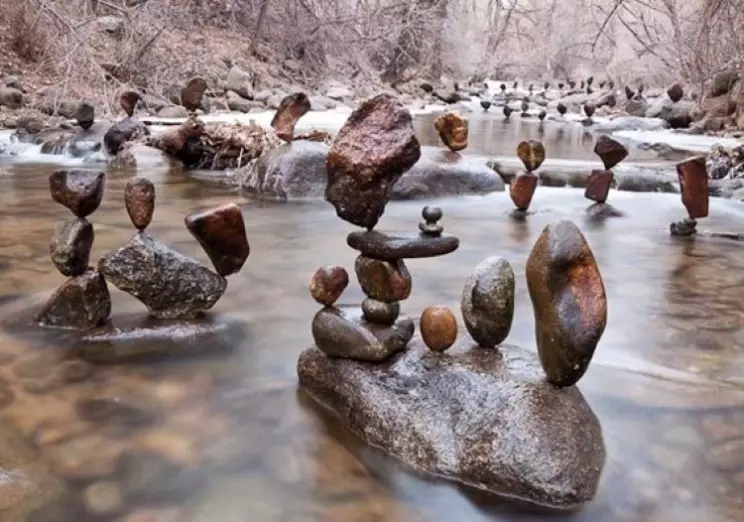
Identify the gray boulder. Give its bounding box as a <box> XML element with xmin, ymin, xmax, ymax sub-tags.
<box><xmin>0</xmin><ymin>87</ymin><xmax>23</xmax><ymax>109</ymax></box>
<box><xmin>298</xmin><ymin>338</ymin><xmax>606</xmax><ymax>507</ymax></box>
<box><xmin>98</xmin><ymin>232</ymin><xmax>226</xmax><ymax>319</ymax></box>
<box><xmin>226</xmin><ymin>66</ymin><xmax>254</xmax><ymax>100</ymax></box>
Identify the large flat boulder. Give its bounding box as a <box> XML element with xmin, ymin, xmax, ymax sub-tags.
<box><xmin>298</xmin><ymin>337</ymin><xmax>606</xmax><ymax>508</ymax></box>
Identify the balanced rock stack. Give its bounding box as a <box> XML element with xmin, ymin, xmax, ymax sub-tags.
<box><xmin>434</xmin><ymin>112</ymin><xmax>468</xmax><ymax>153</ymax></box>
<box><xmin>585</xmin><ymin>135</ymin><xmax>629</xmax><ymax>219</ymax></box>
<box><xmin>271</xmin><ymin>92</ymin><xmax>311</xmax><ymax>142</ymax></box>
<box><xmin>36</xmin><ymin>170</ymin><xmax>112</xmax><ymax>329</ymax></box>
<box><xmin>98</xmin><ymin>177</ymin><xmax>250</xmax><ymax>318</ymax></box>
<box><xmin>509</xmin><ymin>140</ymin><xmax>545</xmax><ymax>213</ymax></box>
<box><xmin>671</xmin><ymin>156</ymin><xmax>709</xmax><ymax>236</ymax></box>
<box><xmin>309</xmin><ymin>94</ymin><xmax>460</xmax><ymax>361</ymax></box>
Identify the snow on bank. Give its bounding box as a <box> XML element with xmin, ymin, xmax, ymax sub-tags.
<box><xmin>613</xmin><ymin>130</ymin><xmax>741</xmax><ymax>153</ymax></box>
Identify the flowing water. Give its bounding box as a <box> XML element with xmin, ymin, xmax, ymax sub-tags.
<box><xmin>0</xmin><ymin>113</ymin><xmax>743</xmax><ymax>521</ymax></box>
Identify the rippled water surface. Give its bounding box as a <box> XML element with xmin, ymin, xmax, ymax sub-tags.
<box><xmin>0</xmin><ymin>116</ymin><xmax>743</xmax><ymax>522</ymax></box>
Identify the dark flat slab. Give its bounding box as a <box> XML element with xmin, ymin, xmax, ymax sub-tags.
<box><xmin>347</xmin><ymin>230</ymin><xmax>459</xmax><ymax>260</ymax></box>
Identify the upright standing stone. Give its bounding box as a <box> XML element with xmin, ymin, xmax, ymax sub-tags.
<box><xmin>49</xmin><ymin>171</ymin><xmax>105</xmax><ymax>218</ymax></box>
<box><xmin>119</xmin><ymin>91</ymin><xmax>141</xmax><ymax>117</ymax></box>
<box><xmin>271</xmin><ymin>93</ymin><xmax>311</xmax><ymax>142</ymax></box>
<box><xmin>434</xmin><ymin>112</ymin><xmax>468</xmax><ymax>152</ymax></box>
<box><xmin>185</xmin><ymin>203</ymin><xmax>250</xmax><ymax>277</ymax></box>
<box><xmin>50</xmin><ymin>219</ymin><xmax>94</xmax><ymax>276</ymax></box>
<box><xmin>593</xmin><ymin>136</ymin><xmax>628</xmax><ymax>170</ymax></box>
<box><xmin>585</xmin><ymin>170</ymin><xmax>613</xmax><ymax>203</ymax></box>
<box><xmin>510</xmin><ymin>173</ymin><xmax>538</xmax><ymax>211</ymax></box>
<box><xmin>526</xmin><ymin>220</ymin><xmax>606</xmax><ymax>387</ymax></box>
<box><xmin>325</xmin><ymin>94</ymin><xmax>421</xmax><ymax>229</ymax></box>
<box><xmin>354</xmin><ymin>256</ymin><xmax>411</xmax><ymax>303</ymax></box>
<box><xmin>76</xmin><ymin>101</ymin><xmax>95</xmax><ymax>130</ymax></box>
<box><xmin>461</xmin><ymin>256</ymin><xmax>515</xmax><ymax>348</ymax></box>
<box><xmin>677</xmin><ymin>156</ymin><xmax>709</xmax><ymax>219</ymax></box>
<box><xmin>180</xmin><ymin>77</ymin><xmax>208</xmax><ymax>112</ymax></box>
<box><xmin>124</xmin><ymin>177</ymin><xmax>155</xmax><ymax>230</ymax></box>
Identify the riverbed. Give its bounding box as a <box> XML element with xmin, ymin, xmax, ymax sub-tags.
<box><xmin>0</xmin><ymin>112</ymin><xmax>742</xmax><ymax>521</ymax></box>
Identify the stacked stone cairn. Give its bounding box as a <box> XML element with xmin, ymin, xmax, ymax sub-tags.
<box><xmin>509</xmin><ymin>140</ymin><xmax>545</xmax><ymax>215</ymax></box>
<box><xmin>584</xmin><ymin>135</ymin><xmax>629</xmax><ymax>218</ymax></box>
<box><xmin>583</xmin><ymin>102</ymin><xmax>596</xmax><ymax>125</ymax></box>
<box><xmin>434</xmin><ymin>112</ymin><xmax>468</xmax><ymax>153</ymax></box>
<box><xmin>97</xmin><ymin>177</ymin><xmax>250</xmax><ymax>319</ymax></box>
<box><xmin>36</xmin><ymin>171</ymin><xmax>112</xmax><ymax>329</ymax></box>
<box><xmin>309</xmin><ymin>94</ymin><xmax>460</xmax><ymax>361</ymax></box>
<box><xmin>671</xmin><ymin>156</ymin><xmax>709</xmax><ymax>236</ymax></box>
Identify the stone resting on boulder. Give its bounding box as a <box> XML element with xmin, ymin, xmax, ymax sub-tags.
<box><xmin>297</xmin><ymin>93</ymin><xmax>608</xmax><ymax>508</ymax></box>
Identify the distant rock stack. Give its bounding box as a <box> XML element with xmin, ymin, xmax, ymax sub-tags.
<box><xmin>434</xmin><ymin>112</ymin><xmax>468</xmax><ymax>153</ymax></box>
<box><xmin>557</xmin><ymin>102</ymin><xmax>568</xmax><ymax>116</ymax></box>
<box><xmin>520</xmin><ymin>98</ymin><xmax>529</xmax><ymax>116</ymax></box>
<box><xmin>480</xmin><ymin>99</ymin><xmax>492</xmax><ymax>111</ymax></box>
<box><xmin>585</xmin><ymin>136</ymin><xmax>629</xmax><ymax>219</ymax></box>
<box><xmin>36</xmin><ymin>170</ymin><xmax>111</xmax><ymax>329</ymax></box>
<box><xmin>98</xmin><ymin>178</ymin><xmax>250</xmax><ymax>318</ymax></box>
<box><xmin>583</xmin><ymin>102</ymin><xmax>596</xmax><ymax>125</ymax></box>
<box><xmin>671</xmin><ymin>156</ymin><xmax>709</xmax><ymax>236</ymax></box>
<box><xmin>509</xmin><ymin>140</ymin><xmax>545</xmax><ymax>216</ymax></box>
<box><xmin>119</xmin><ymin>90</ymin><xmax>141</xmax><ymax>118</ymax></box>
<box><xmin>503</xmin><ymin>105</ymin><xmax>513</xmax><ymax>118</ymax></box>
<box><xmin>180</xmin><ymin>77</ymin><xmax>208</xmax><ymax>113</ymax></box>
<box><xmin>271</xmin><ymin>92</ymin><xmax>311</xmax><ymax>142</ymax></box>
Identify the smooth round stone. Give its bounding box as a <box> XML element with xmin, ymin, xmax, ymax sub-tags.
<box><xmin>49</xmin><ymin>170</ymin><xmax>105</xmax><ymax>218</ymax></box>
<box><xmin>347</xmin><ymin>230</ymin><xmax>459</xmax><ymax>261</ymax></box>
<box><xmin>461</xmin><ymin>256</ymin><xmax>515</xmax><ymax>348</ymax></box>
<box><xmin>420</xmin><ymin>306</ymin><xmax>458</xmax><ymax>352</ymax></box>
<box><xmin>422</xmin><ymin>206</ymin><xmax>443</xmax><ymax>222</ymax></box>
<box><xmin>310</xmin><ymin>265</ymin><xmax>349</xmax><ymax>306</ymax></box>
<box><xmin>418</xmin><ymin>221</ymin><xmax>443</xmax><ymax>236</ymax></box>
<box><xmin>50</xmin><ymin>218</ymin><xmax>94</xmax><ymax>277</ymax></box>
<box><xmin>355</xmin><ymin>255</ymin><xmax>411</xmax><ymax>303</ymax></box>
<box><xmin>361</xmin><ymin>298</ymin><xmax>400</xmax><ymax>325</ymax></box>
<box><xmin>125</xmin><ymin>177</ymin><xmax>155</xmax><ymax>230</ymax></box>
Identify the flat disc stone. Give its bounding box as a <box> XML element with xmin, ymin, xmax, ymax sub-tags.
<box><xmin>347</xmin><ymin>230</ymin><xmax>459</xmax><ymax>261</ymax></box>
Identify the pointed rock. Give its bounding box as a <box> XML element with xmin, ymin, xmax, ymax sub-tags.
<box><xmin>516</xmin><ymin>140</ymin><xmax>545</xmax><ymax>172</ymax></box>
<box><xmin>50</xmin><ymin>218</ymin><xmax>94</xmax><ymax>276</ymax></box>
<box><xmin>583</xmin><ymin>102</ymin><xmax>596</xmax><ymax>118</ymax></box>
<box><xmin>677</xmin><ymin>156</ymin><xmax>709</xmax><ymax>219</ymax></box>
<box><xmin>434</xmin><ymin>112</ymin><xmax>468</xmax><ymax>152</ymax></box>
<box><xmin>49</xmin><ymin>170</ymin><xmax>105</xmax><ymax>218</ymax></box>
<box><xmin>271</xmin><ymin>92</ymin><xmax>311</xmax><ymax>142</ymax></box>
<box><xmin>509</xmin><ymin>172</ymin><xmax>538</xmax><ymax>210</ymax></box>
<box><xmin>584</xmin><ymin>170</ymin><xmax>613</xmax><ymax>203</ymax></box>
<box><xmin>593</xmin><ymin>135</ymin><xmax>628</xmax><ymax>170</ymax></box>
<box><xmin>36</xmin><ymin>269</ymin><xmax>111</xmax><ymax>329</ymax></box>
<box><xmin>461</xmin><ymin>256</ymin><xmax>515</xmax><ymax>348</ymax></box>
<box><xmin>184</xmin><ymin>203</ymin><xmax>249</xmax><ymax>277</ymax></box>
<box><xmin>526</xmin><ymin>220</ymin><xmax>606</xmax><ymax>387</ymax></box>
<box><xmin>325</xmin><ymin>94</ymin><xmax>421</xmax><ymax>229</ymax></box>
<box><xmin>98</xmin><ymin>232</ymin><xmax>226</xmax><ymax>319</ymax></box>
<box><xmin>124</xmin><ymin>177</ymin><xmax>155</xmax><ymax>230</ymax></box>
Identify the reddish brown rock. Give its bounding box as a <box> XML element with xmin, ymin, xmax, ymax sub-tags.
<box><xmin>420</xmin><ymin>306</ymin><xmax>458</xmax><ymax>352</ymax></box>
<box><xmin>49</xmin><ymin>170</ymin><xmax>105</xmax><ymax>218</ymax></box>
<box><xmin>585</xmin><ymin>170</ymin><xmax>613</xmax><ymax>203</ymax></box>
<box><xmin>509</xmin><ymin>172</ymin><xmax>538</xmax><ymax>210</ymax></box>
<box><xmin>677</xmin><ymin>156</ymin><xmax>709</xmax><ymax>219</ymax></box>
<box><xmin>325</xmin><ymin>94</ymin><xmax>421</xmax><ymax>229</ymax></box>
<box><xmin>310</xmin><ymin>266</ymin><xmax>349</xmax><ymax>306</ymax></box>
<box><xmin>516</xmin><ymin>140</ymin><xmax>545</xmax><ymax>172</ymax></box>
<box><xmin>434</xmin><ymin>112</ymin><xmax>468</xmax><ymax>152</ymax></box>
<box><xmin>667</xmin><ymin>82</ymin><xmax>684</xmax><ymax>103</ymax></box>
<box><xmin>526</xmin><ymin>220</ymin><xmax>606</xmax><ymax>387</ymax></box>
<box><xmin>180</xmin><ymin>77</ymin><xmax>208</xmax><ymax>112</ymax></box>
<box><xmin>184</xmin><ymin>202</ymin><xmax>249</xmax><ymax>276</ymax></box>
<box><xmin>354</xmin><ymin>255</ymin><xmax>411</xmax><ymax>303</ymax></box>
<box><xmin>124</xmin><ymin>177</ymin><xmax>155</xmax><ymax>230</ymax></box>
<box><xmin>593</xmin><ymin>135</ymin><xmax>628</xmax><ymax>170</ymax></box>
<box><xmin>271</xmin><ymin>92</ymin><xmax>311</xmax><ymax>142</ymax></box>
<box><xmin>119</xmin><ymin>91</ymin><xmax>141</xmax><ymax>117</ymax></box>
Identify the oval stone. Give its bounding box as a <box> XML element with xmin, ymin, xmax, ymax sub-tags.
<box><xmin>420</xmin><ymin>306</ymin><xmax>458</xmax><ymax>352</ymax></box>
<box><xmin>124</xmin><ymin>177</ymin><xmax>155</xmax><ymax>230</ymax></box>
<box><xmin>461</xmin><ymin>256</ymin><xmax>515</xmax><ymax>348</ymax></box>
<box><xmin>526</xmin><ymin>220</ymin><xmax>607</xmax><ymax>387</ymax></box>
<box><xmin>309</xmin><ymin>266</ymin><xmax>349</xmax><ymax>306</ymax></box>
<box><xmin>354</xmin><ymin>255</ymin><xmax>411</xmax><ymax>303</ymax></box>
<box><xmin>361</xmin><ymin>298</ymin><xmax>400</xmax><ymax>325</ymax></box>
<box><xmin>434</xmin><ymin>112</ymin><xmax>468</xmax><ymax>152</ymax></box>
<box><xmin>50</xmin><ymin>218</ymin><xmax>94</xmax><ymax>277</ymax></box>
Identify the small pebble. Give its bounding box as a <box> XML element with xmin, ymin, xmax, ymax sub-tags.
<box><xmin>420</xmin><ymin>306</ymin><xmax>458</xmax><ymax>352</ymax></box>
<box><xmin>361</xmin><ymin>298</ymin><xmax>400</xmax><ymax>325</ymax></box>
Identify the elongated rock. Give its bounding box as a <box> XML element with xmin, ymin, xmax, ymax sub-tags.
<box><xmin>271</xmin><ymin>92</ymin><xmax>311</xmax><ymax>142</ymax></box>
<box><xmin>325</xmin><ymin>94</ymin><xmax>421</xmax><ymax>229</ymax></box>
<box><xmin>36</xmin><ymin>269</ymin><xmax>111</xmax><ymax>329</ymax></box>
<box><xmin>185</xmin><ymin>203</ymin><xmax>250</xmax><ymax>276</ymax></box>
<box><xmin>585</xmin><ymin>170</ymin><xmax>613</xmax><ymax>203</ymax></box>
<box><xmin>526</xmin><ymin>220</ymin><xmax>606</xmax><ymax>387</ymax></box>
<box><xmin>461</xmin><ymin>256</ymin><xmax>515</xmax><ymax>348</ymax></box>
<box><xmin>677</xmin><ymin>156</ymin><xmax>709</xmax><ymax>219</ymax></box>
<box><xmin>50</xmin><ymin>218</ymin><xmax>94</xmax><ymax>277</ymax></box>
<box><xmin>510</xmin><ymin>172</ymin><xmax>538</xmax><ymax>210</ymax></box>
<box><xmin>434</xmin><ymin>112</ymin><xmax>468</xmax><ymax>152</ymax></box>
<box><xmin>124</xmin><ymin>177</ymin><xmax>155</xmax><ymax>230</ymax></box>
<box><xmin>98</xmin><ymin>232</ymin><xmax>226</xmax><ymax>319</ymax></box>
<box><xmin>180</xmin><ymin>77</ymin><xmax>207</xmax><ymax>112</ymax></box>
<box><xmin>49</xmin><ymin>170</ymin><xmax>105</xmax><ymax>218</ymax></box>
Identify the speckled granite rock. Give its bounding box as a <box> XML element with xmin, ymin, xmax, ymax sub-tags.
<box><xmin>298</xmin><ymin>337</ymin><xmax>606</xmax><ymax>507</ymax></box>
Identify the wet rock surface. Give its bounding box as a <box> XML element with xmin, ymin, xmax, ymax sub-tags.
<box><xmin>325</xmin><ymin>94</ymin><xmax>421</xmax><ymax>229</ymax></box>
<box><xmin>311</xmin><ymin>306</ymin><xmax>415</xmax><ymax>361</ymax></box>
<box><xmin>347</xmin><ymin>230</ymin><xmax>459</xmax><ymax>260</ymax></box>
<box><xmin>509</xmin><ymin>172</ymin><xmax>538</xmax><ymax>210</ymax></box>
<box><xmin>103</xmin><ymin>117</ymin><xmax>149</xmax><ymax>155</ymax></box>
<box><xmin>35</xmin><ymin>268</ymin><xmax>111</xmax><ymax>329</ymax></box>
<box><xmin>298</xmin><ymin>338</ymin><xmax>606</xmax><ymax>507</ymax></box>
<box><xmin>434</xmin><ymin>112</ymin><xmax>468</xmax><ymax>152</ymax></box>
<box><xmin>526</xmin><ymin>220</ymin><xmax>607</xmax><ymax>387</ymax></box>
<box><xmin>593</xmin><ymin>136</ymin><xmax>628</xmax><ymax>170</ymax></box>
<box><xmin>49</xmin><ymin>218</ymin><xmax>94</xmax><ymax>277</ymax></box>
<box><xmin>49</xmin><ymin>170</ymin><xmax>105</xmax><ymax>218</ymax></box>
<box><xmin>461</xmin><ymin>256</ymin><xmax>515</xmax><ymax>348</ymax></box>
<box><xmin>98</xmin><ymin>232</ymin><xmax>227</xmax><ymax>319</ymax></box>
<box><xmin>185</xmin><ymin>203</ymin><xmax>250</xmax><ymax>276</ymax></box>
<box><xmin>354</xmin><ymin>255</ymin><xmax>411</xmax><ymax>302</ymax></box>
<box><xmin>309</xmin><ymin>266</ymin><xmax>349</xmax><ymax>307</ymax></box>
<box><xmin>420</xmin><ymin>305</ymin><xmax>458</xmax><ymax>352</ymax></box>
<box><xmin>585</xmin><ymin>170</ymin><xmax>613</xmax><ymax>203</ymax></box>
<box><xmin>124</xmin><ymin>177</ymin><xmax>156</xmax><ymax>230</ymax></box>
<box><xmin>677</xmin><ymin>156</ymin><xmax>709</xmax><ymax>218</ymax></box>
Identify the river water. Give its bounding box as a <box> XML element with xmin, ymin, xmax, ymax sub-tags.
<box><xmin>0</xmin><ymin>113</ymin><xmax>743</xmax><ymax>521</ymax></box>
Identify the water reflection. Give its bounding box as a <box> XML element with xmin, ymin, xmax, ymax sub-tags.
<box><xmin>0</xmin><ymin>131</ymin><xmax>743</xmax><ymax>521</ymax></box>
